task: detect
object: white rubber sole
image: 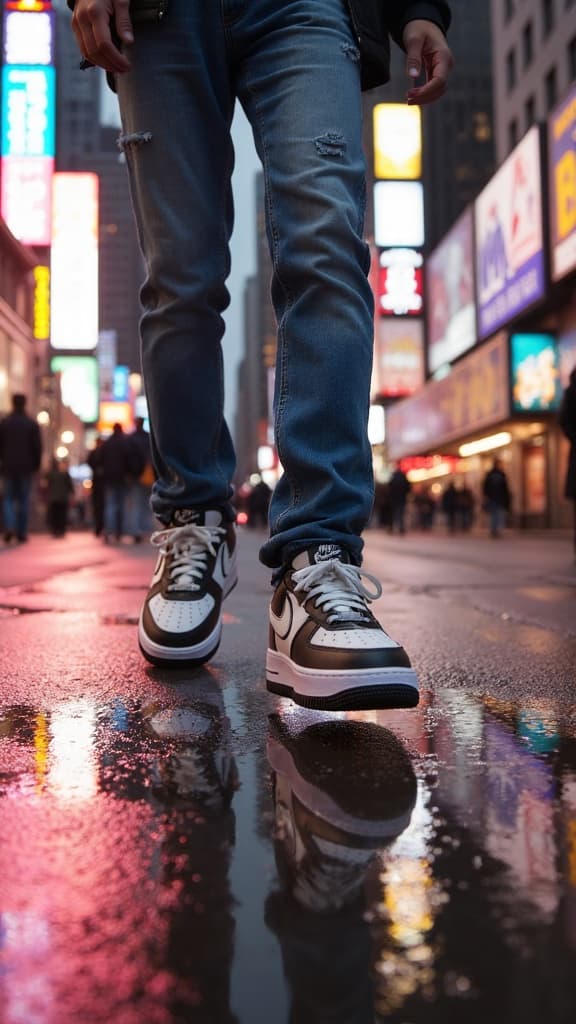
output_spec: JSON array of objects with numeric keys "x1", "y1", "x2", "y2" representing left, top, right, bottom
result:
[
  {"x1": 266, "y1": 648, "x2": 419, "y2": 710},
  {"x1": 139, "y1": 615, "x2": 222, "y2": 665}
]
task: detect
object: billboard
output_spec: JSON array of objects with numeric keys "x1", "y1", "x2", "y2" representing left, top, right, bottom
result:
[
  {"x1": 50, "y1": 356, "x2": 99, "y2": 423},
  {"x1": 377, "y1": 248, "x2": 423, "y2": 316},
  {"x1": 373, "y1": 103, "x2": 422, "y2": 180},
  {"x1": 373, "y1": 319, "x2": 425, "y2": 398},
  {"x1": 374, "y1": 181, "x2": 424, "y2": 248},
  {"x1": 475, "y1": 127, "x2": 546, "y2": 339},
  {"x1": 1, "y1": 154, "x2": 53, "y2": 244},
  {"x1": 548, "y1": 84, "x2": 576, "y2": 281},
  {"x1": 427, "y1": 207, "x2": 476, "y2": 372},
  {"x1": 1, "y1": 66, "x2": 55, "y2": 157},
  {"x1": 33, "y1": 264, "x2": 50, "y2": 340},
  {"x1": 386, "y1": 331, "x2": 510, "y2": 459},
  {"x1": 51, "y1": 173, "x2": 99, "y2": 351},
  {"x1": 3, "y1": 9, "x2": 54, "y2": 65},
  {"x1": 510, "y1": 333, "x2": 561, "y2": 412}
]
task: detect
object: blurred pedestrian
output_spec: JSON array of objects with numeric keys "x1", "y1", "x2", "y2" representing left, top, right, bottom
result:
[
  {"x1": 413, "y1": 486, "x2": 436, "y2": 531},
  {"x1": 247, "y1": 478, "x2": 272, "y2": 529},
  {"x1": 128, "y1": 417, "x2": 154, "y2": 542},
  {"x1": 559, "y1": 367, "x2": 576, "y2": 561},
  {"x1": 69, "y1": 0, "x2": 453, "y2": 710},
  {"x1": 0, "y1": 393, "x2": 42, "y2": 544},
  {"x1": 456, "y1": 483, "x2": 475, "y2": 532},
  {"x1": 388, "y1": 464, "x2": 411, "y2": 535},
  {"x1": 45, "y1": 458, "x2": 74, "y2": 537},
  {"x1": 100, "y1": 423, "x2": 133, "y2": 542},
  {"x1": 482, "y1": 458, "x2": 510, "y2": 538},
  {"x1": 87, "y1": 436, "x2": 105, "y2": 536},
  {"x1": 441, "y1": 481, "x2": 458, "y2": 533}
]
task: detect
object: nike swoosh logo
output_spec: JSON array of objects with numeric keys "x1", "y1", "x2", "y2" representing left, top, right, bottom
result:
[
  {"x1": 150, "y1": 554, "x2": 164, "y2": 586},
  {"x1": 213, "y1": 538, "x2": 234, "y2": 591},
  {"x1": 269, "y1": 592, "x2": 293, "y2": 640}
]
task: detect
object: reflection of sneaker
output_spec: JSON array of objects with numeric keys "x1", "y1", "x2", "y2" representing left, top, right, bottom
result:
[
  {"x1": 266, "y1": 545, "x2": 418, "y2": 711},
  {"x1": 138, "y1": 509, "x2": 237, "y2": 667},
  {"x1": 267, "y1": 715, "x2": 417, "y2": 914},
  {"x1": 142, "y1": 696, "x2": 238, "y2": 813}
]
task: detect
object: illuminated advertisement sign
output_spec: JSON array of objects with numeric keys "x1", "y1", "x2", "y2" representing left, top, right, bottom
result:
[
  {"x1": 373, "y1": 103, "x2": 422, "y2": 180},
  {"x1": 386, "y1": 332, "x2": 510, "y2": 459},
  {"x1": 548, "y1": 83, "x2": 576, "y2": 282},
  {"x1": 1, "y1": 66, "x2": 55, "y2": 157},
  {"x1": 427, "y1": 207, "x2": 476, "y2": 372},
  {"x1": 558, "y1": 329, "x2": 576, "y2": 388},
  {"x1": 1, "y1": 154, "x2": 53, "y2": 244},
  {"x1": 33, "y1": 264, "x2": 50, "y2": 340},
  {"x1": 50, "y1": 356, "x2": 99, "y2": 423},
  {"x1": 373, "y1": 318, "x2": 425, "y2": 398},
  {"x1": 374, "y1": 181, "x2": 425, "y2": 248},
  {"x1": 51, "y1": 173, "x2": 99, "y2": 351},
  {"x1": 98, "y1": 401, "x2": 134, "y2": 434},
  {"x1": 475, "y1": 126, "x2": 545, "y2": 339},
  {"x1": 112, "y1": 365, "x2": 130, "y2": 402},
  {"x1": 510, "y1": 333, "x2": 561, "y2": 412},
  {"x1": 377, "y1": 248, "x2": 423, "y2": 316},
  {"x1": 3, "y1": 10, "x2": 54, "y2": 65}
]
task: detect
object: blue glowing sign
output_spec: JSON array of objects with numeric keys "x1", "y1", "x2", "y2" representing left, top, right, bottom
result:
[{"x1": 1, "y1": 65, "x2": 55, "y2": 158}]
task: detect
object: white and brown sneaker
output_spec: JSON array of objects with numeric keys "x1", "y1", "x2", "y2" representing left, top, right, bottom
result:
[
  {"x1": 266, "y1": 544, "x2": 418, "y2": 710},
  {"x1": 138, "y1": 509, "x2": 237, "y2": 667}
]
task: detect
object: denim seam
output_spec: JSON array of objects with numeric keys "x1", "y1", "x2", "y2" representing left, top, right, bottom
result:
[{"x1": 242, "y1": 76, "x2": 301, "y2": 533}]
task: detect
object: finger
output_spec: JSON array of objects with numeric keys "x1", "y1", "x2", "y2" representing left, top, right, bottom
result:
[
  {"x1": 404, "y1": 38, "x2": 423, "y2": 80},
  {"x1": 407, "y1": 50, "x2": 452, "y2": 105},
  {"x1": 75, "y1": 8, "x2": 131, "y2": 73},
  {"x1": 113, "y1": 0, "x2": 134, "y2": 45}
]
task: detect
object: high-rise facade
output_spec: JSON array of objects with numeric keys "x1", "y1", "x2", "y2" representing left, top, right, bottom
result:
[
  {"x1": 491, "y1": 0, "x2": 576, "y2": 161},
  {"x1": 53, "y1": 1, "x2": 142, "y2": 372}
]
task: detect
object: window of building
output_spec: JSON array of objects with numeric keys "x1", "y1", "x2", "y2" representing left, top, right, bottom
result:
[
  {"x1": 522, "y1": 21, "x2": 534, "y2": 66},
  {"x1": 545, "y1": 66, "x2": 557, "y2": 110},
  {"x1": 569, "y1": 34, "x2": 576, "y2": 79},
  {"x1": 542, "y1": 0, "x2": 555, "y2": 37},
  {"x1": 509, "y1": 118, "x2": 519, "y2": 151},
  {"x1": 525, "y1": 94, "x2": 536, "y2": 128},
  {"x1": 473, "y1": 112, "x2": 492, "y2": 142},
  {"x1": 506, "y1": 47, "x2": 517, "y2": 91}
]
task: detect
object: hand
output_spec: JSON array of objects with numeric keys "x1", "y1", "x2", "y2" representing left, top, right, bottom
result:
[
  {"x1": 403, "y1": 20, "x2": 454, "y2": 106},
  {"x1": 72, "y1": 0, "x2": 134, "y2": 74}
]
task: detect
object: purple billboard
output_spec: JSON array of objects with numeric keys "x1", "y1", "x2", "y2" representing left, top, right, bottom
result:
[
  {"x1": 548, "y1": 83, "x2": 576, "y2": 281},
  {"x1": 475, "y1": 126, "x2": 546, "y2": 340}
]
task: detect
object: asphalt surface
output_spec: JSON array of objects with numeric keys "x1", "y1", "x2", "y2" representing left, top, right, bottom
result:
[{"x1": 0, "y1": 525, "x2": 575, "y2": 1024}]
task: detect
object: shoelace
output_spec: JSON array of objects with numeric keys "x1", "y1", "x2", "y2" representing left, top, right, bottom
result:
[
  {"x1": 291, "y1": 559, "x2": 382, "y2": 624},
  {"x1": 151, "y1": 523, "x2": 225, "y2": 592}
]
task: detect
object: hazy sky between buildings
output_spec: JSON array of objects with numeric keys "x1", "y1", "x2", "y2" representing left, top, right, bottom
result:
[{"x1": 100, "y1": 82, "x2": 261, "y2": 431}]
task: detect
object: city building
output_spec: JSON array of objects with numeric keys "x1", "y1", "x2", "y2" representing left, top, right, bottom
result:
[
  {"x1": 53, "y1": 1, "x2": 142, "y2": 373},
  {"x1": 491, "y1": 0, "x2": 576, "y2": 159},
  {"x1": 0, "y1": 216, "x2": 37, "y2": 413}
]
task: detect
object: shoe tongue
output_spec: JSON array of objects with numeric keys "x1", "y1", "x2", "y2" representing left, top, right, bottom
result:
[
  {"x1": 292, "y1": 544, "x2": 350, "y2": 571},
  {"x1": 171, "y1": 509, "x2": 223, "y2": 528}
]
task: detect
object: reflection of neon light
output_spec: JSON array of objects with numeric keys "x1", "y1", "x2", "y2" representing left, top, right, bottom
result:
[
  {"x1": 48, "y1": 701, "x2": 98, "y2": 802},
  {"x1": 34, "y1": 712, "x2": 49, "y2": 794}
]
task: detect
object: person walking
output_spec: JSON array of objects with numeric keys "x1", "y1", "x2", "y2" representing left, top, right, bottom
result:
[
  {"x1": 387, "y1": 464, "x2": 411, "y2": 535},
  {"x1": 482, "y1": 458, "x2": 510, "y2": 539},
  {"x1": 559, "y1": 367, "x2": 576, "y2": 561},
  {"x1": 87, "y1": 436, "x2": 106, "y2": 536},
  {"x1": 69, "y1": 0, "x2": 453, "y2": 711},
  {"x1": 100, "y1": 422, "x2": 134, "y2": 542},
  {"x1": 45, "y1": 458, "x2": 75, "y2": 538},
  {"x1": 128, "y1": 417, "x2": 154, "y2": 542},
  {"x1": 0, "y1": 393, "x2": 42, "y2": 544}
]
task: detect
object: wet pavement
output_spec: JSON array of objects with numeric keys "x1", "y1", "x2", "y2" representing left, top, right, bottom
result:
[{"x1": 0, "y1": 527, "x2": 575, "y2": 1023}]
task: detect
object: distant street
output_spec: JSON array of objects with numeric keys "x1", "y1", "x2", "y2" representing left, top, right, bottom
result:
[{"x1": 0, "y1": 525, "x2": 575, "y2": 1023}]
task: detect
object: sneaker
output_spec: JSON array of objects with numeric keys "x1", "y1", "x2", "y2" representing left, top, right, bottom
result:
[
  {"x1": 266, "y1": 544, "x2": 418, "y2": 710},
  {"x1": 138, "y1": 509, "x2": 237, "y2": 667}
]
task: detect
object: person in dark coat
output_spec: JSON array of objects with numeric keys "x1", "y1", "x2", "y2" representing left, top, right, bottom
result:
[
  {"x1": 441, "y1": 481, "x2": 458, "y2": 533},
  {"x1": 482, "y1": 457, "x2": 510, "y2": 538},
  {"x1": 45, "y1": 458, "x2": 75, "y2": 537},
  {"x1": 387, "y1": 464, "x2": 411, "y2": 534},
  {"x1": 87, "y1": 436, "x2": 105, "y2": 536},
  {"x1": 100, "y1": 423, "x2": 135, "y2": 541},
  {"x1": 0, "y1": 393, "x2": 42, "y2": 543},
  {"x1": 559, "y1": 367, "x2": 576, "y2": 560}
]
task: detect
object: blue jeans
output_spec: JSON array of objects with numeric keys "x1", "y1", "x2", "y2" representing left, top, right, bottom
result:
[
  {"x1": 487, "y1": 501, "x2": 506, "y2": 536},
  {"x1": 104, "y1": 483, "x2": 128, "y2": 537},
  {"x1": 3, "y1": 475, "x2": 32, "y2": 538},
  {"x1": 116, "y1": 0, "x2": 373, "y2": 569}
]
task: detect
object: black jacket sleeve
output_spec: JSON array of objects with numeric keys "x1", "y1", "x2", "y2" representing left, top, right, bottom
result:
[{"x1": 384, "y1": 1, "x2": 451, "y2": 48}]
